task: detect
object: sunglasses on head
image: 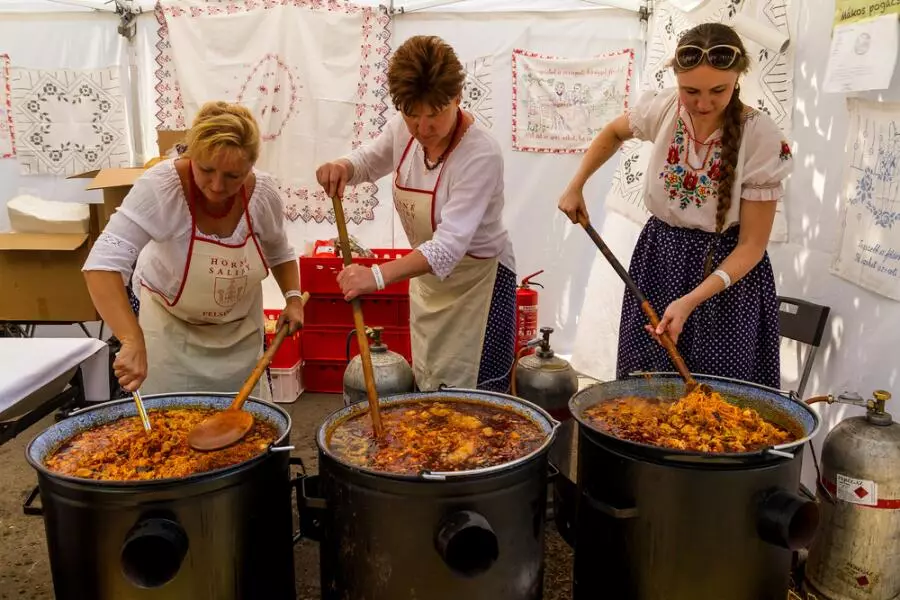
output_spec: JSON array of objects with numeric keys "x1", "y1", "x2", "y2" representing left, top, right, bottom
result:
[{"x1": 675, "y1": 45, "x2": 742, "y2": 70}]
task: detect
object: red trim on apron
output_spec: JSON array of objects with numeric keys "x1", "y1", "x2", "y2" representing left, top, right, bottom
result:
[{"x1": 140, "y1": 161, "x2": 264, "y2": 306}]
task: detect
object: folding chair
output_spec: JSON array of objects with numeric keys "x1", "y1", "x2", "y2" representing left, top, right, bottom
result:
[{"x1": 777, "y1": 296, "x2": 830, "y2": 398}]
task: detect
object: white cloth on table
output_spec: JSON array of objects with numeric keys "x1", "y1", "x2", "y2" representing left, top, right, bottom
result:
[
  {"x1": 81, "y1": 159, "x2": 297, "y2": 301},
  {"x1": 345, "y1": 114, "x2": 515, "y2": 280},
  {"x1": 626, "y1": 87, "x2": 794, "y2": 233},
  {"x1": 0, "y1": 338, "x2": 107, "y2": 418}
]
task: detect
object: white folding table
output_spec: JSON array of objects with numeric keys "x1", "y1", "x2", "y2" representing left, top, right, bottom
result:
[{"x1": 0, "y1": 337, "x2": 108, "y2": 445}]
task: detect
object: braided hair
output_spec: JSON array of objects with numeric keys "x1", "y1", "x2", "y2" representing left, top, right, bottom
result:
[{"x1": 673, "y1": 23, "x2": 751, "y2": 236}]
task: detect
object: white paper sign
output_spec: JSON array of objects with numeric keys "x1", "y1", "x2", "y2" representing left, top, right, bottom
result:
[
  {"x1": 824, "y1": 14, "x2": 900, "y2": 93},
  {"x1": 837, "y1": 473, "x2": 879, "y2": 506}
]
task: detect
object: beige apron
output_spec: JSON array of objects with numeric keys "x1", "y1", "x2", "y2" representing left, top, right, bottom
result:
[
  {"x1": 394, "y1": 113, "x2": 499, "y2": 391},
  {"x1": 139, "y1": 165, "x2": 269, "y2": 399}
]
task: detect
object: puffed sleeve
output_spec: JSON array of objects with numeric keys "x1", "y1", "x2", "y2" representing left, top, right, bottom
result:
[
  {"x1": 626, "y1": 88, "x2": 678, "y2": 142},
  {"x1": 81, "y1": 161, "x2": 183, "y2": 282},
  {"x1": 252, "y1": 172, "x2": 297, "y2": 267},
  {"x1": 740, "y1": 112, "x2": 794, "y2": 201}
]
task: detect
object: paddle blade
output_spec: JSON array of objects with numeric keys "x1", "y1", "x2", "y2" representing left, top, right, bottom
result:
[{"x1": 188, "y1": 410, "x2": 255, "y2": 452}]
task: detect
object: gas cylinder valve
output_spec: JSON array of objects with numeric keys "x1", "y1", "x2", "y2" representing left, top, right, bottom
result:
[{"x1": 819, "y1": 390, "x2": 892, "y2": 426}]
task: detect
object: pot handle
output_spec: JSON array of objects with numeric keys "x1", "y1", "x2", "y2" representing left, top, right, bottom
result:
[
  {"x1": 291, "y1": 463, "x2": 326, "y2": 543},
  {"x1": 583, "y1": 492, "x2": 638, "y2": 520},
  {"x1": 22, "y1": 486, "x2": 42, "y2": 516},
  {"x1": 547, "y1": 462, "x2": 560, "y2": 483}
]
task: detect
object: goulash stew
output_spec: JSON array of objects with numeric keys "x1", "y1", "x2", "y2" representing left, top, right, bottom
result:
[
  {"x1": 46, "y1": 408, "x2": 278, "y2": 481},
  {"x1": 583, "y1": 389, "x2": 796, "y2": 453},
  {"x1": 328, "y1": 400, "x2": 545, "y2": 474}
]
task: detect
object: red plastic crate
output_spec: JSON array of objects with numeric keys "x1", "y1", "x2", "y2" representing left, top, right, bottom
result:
[
  {"x1": 305, "y1": 295, "x2": 410, "y2": 328},
  {"x1": 303, "y1": 360, "x2": 346, "y2": 394},
  {"x1": 264, "y1": 309, "x2": 303, "y2": 369},
  {"x1": 300, "y1": 248, "x2": 413, "y2": 296},
  {"x1": 302, "y1": 326, "x2": 411, "y2": 362}
]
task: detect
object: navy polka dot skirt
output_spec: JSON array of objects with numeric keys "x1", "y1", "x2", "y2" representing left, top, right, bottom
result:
[
  {"x1": 616, "y1": 216, "x2": 781, "y2": 389},
  {"x1": 476, "y1": 263, "x2": 517, "y2": 393}
]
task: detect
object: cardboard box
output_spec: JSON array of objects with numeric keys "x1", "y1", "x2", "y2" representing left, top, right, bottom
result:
[
  {"x1": 157, "y1": 130, "x2": 188, "y2": 157},
  {"x1": 0, "y1": 232, "x2": 98, "y2": 322},
  {"x1": 0, "y1": 167, "x2": 147, "y2": 322}
]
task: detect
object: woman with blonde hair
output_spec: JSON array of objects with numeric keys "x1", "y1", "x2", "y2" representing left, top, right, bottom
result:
[
  {"x1": 559, "y1": 23, "x2": 793, "y2": 388},
  {"x1": 83, "y1": 101, "x2": 303, "y2": 396}
]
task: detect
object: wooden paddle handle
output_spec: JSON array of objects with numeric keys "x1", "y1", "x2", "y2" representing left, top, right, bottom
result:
[
  {"x1": 578, "y1": 217, "x2": 696, "y2": 387},
  {"x1": 639, "y1": 301, "x2": 696, "y2": 387},
  {"x1": 229, "y1": 291, "x2": 310, "y2": 411},
  {"x1": 331, "y1": 195, "x2": 385, "y2": 437}
]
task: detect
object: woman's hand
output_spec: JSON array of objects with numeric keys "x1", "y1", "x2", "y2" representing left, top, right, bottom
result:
[
  {"x1": 315, "y1": 160, "x2": 351, "y2": 199},
  {"x1": 114, "y1": 338, "x2": 148, "y2": 392},
  {"x1": 644, "y1": 296, "x2": 698, "y2": 346},
  {"x1": 277, "y1": 296, "x2": 305, "y2": 334},
  {"x1": 337, "y1": 264, "x2": 377, "y2": 301},
  {"x1": 558, "y1": 186, "x2": 589, "y2": 225}
]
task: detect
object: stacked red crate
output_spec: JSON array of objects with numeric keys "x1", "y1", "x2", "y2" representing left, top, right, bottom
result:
[{"x1": 301, "y1": 249, "x2": 413, "y2": 393}]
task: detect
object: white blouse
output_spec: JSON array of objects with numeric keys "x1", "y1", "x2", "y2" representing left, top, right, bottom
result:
[
  {"x1": 627, "y1": 88, "x2": 794, "y2": 232},
  {"x1": 82, "y1": 159, "x2": 296, "y2": 302},
  {"x1": 346, "y1": 114, "x2": 515, "y2": 279}
]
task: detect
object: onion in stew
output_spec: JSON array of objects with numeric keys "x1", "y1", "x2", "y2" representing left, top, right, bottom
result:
[
  {"x1": 327, "y1": 400, "x2": 545, "y2": 474},
  {"x1": 45, "y1": 408, "x2": 278, "y2": 481},
  {"x1": 583, "y1": 389, "x2": 795, "y2": 453}
]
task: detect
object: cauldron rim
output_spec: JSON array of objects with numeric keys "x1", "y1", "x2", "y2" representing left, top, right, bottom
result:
[
  {"x1": 25, "y1": 392, "x2": 292, "y2": 489},
  {"x1": 569, "y1": 372, "x2": 822, "y2": 465},
  {"x1": 317, "y1": 388, "x2": 559, "y2": 481}
]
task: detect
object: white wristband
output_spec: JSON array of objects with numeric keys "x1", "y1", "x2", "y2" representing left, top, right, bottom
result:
[
  {"x1": 712, "y1": 269, "x2": 732, "y2": 289},
  {"x1": 285, "y1": 290, "x2": 303, "y2": 301},
  {"x1": 371, "y1": 264, "x2": 386, "y2": 291}
]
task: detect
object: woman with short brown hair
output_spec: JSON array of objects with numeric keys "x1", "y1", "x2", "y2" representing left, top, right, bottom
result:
[{"x1": 316, "y1": 35, "x2": 516, "y2": 393}]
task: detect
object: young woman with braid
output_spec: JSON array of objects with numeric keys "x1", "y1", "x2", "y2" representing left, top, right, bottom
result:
[{"x1": 558, "y1": 23, "x2": 793, "y2": 388}]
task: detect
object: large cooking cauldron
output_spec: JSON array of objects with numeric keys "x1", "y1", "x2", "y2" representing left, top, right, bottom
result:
[
  {"x1": 300, "y1": 388, "x2": 559, "y2": 600},
  {"x1": 24, "y1": 393, "x2": 299, "y2": 600},
  {"x1": 568, "y1": 373, "x2": 821, "y2": 600}
]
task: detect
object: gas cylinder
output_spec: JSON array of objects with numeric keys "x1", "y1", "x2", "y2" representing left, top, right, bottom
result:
[
  {"x1": 513, "y1": 326, "x2": 577, "y2": 420},
  {"x1": 342, "y1": 326, "x2": 415, "y2": 407},
  {"x1": 804, "y1": 390, "x2": 900, "y2": 600},
  {"x1": 513, "y1": 326, "x2": 580, "y2": 547},
  {"x1": 516, "y1": 270, "x2": 544, "y2": 357}
]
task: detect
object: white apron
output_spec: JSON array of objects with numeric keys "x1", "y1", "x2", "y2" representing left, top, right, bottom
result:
[
  {"x1": 394, "y1": 114, "x2": 499, "y2": 391},
  {"x1": 139, "y1": 164, "x2": 269, "y2": 399}
]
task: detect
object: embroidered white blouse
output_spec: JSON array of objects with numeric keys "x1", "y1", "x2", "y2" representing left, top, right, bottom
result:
[
  {"x1": 345, "y1": 114, "x2": 516, "y2": 280},
  {"x1": 627, "y1": 88, "x2": 794, "y2": 232},
  {"x1": 82, "y1": 160, "x2": 297, "y2": 302}
]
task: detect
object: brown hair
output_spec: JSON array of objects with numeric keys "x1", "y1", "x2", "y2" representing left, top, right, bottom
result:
[
  {"x1": 387, "y1": 35, "x2": 466, "y2": 115},
  {"x1": 673, "y1": 23, "x2": 751, "y2": 235},
  {"x1": 183, "y1": 101, "x2": 261, "y2": 164}
]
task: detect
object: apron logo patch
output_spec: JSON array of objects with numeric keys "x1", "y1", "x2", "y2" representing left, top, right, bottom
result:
[{"x1": 215, "y1": 276, "x2": 248, "y2": 307}]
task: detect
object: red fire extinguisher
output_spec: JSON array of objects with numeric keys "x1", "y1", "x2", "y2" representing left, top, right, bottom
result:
[{"x1": 516, "y1": 270, "x2": 544, "y2": 357}]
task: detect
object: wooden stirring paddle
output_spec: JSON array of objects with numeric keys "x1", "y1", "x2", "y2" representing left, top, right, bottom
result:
[
  {"x1": 578, "y1": 216, "x2": 710, "y2": 395},
  {"x1": 331, "y1": 195, "x2": 385, "y2": 438},
  {"x1": 188, "y1": 291, "x2": 309, "y2": 451}
]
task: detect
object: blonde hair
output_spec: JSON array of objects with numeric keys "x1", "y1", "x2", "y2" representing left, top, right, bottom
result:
[{"x1": 183, "y1": 101, "x2": 261, "y2": 164}]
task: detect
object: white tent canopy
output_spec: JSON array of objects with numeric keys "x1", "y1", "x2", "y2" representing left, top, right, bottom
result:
[{"x1": 0, "y1": 0, "x2": 644, "y2": 13}]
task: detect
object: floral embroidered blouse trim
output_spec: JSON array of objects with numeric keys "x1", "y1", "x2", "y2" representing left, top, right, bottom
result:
[
  {"x1": 657, "y1": 105, "x2": 794, "y2": 212},
  {"x1": 659, "y1": 111, "x2": 724, "y2": 210}
]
